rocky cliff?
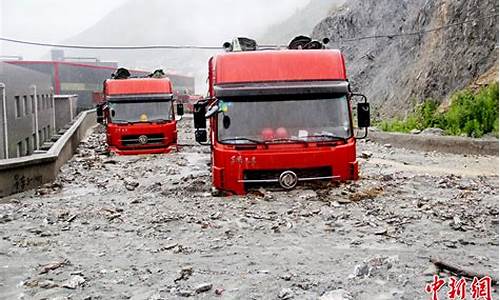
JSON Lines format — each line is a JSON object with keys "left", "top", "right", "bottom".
{"left": 312, "top": 0, "right": 499, "bottom": 117}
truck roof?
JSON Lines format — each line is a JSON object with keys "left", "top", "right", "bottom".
{"left": 105, "top": 78, "right": 173, "bottom": 96}
{"left": 214, "top": 49, "right": 347, "bottom": 85}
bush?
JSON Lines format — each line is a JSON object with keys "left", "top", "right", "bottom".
{"left": 378, "top": 82, "right": 499, "bottom": 138}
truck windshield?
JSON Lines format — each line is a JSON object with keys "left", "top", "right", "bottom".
{"left": 218, "top": 96, "right": 352, "bottom": 144}
{"left": 108, "top": 100, "right": 172, "bottom": 123}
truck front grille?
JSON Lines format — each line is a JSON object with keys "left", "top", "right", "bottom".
{"left": 242, "top": 167, "right": 333, "bottom": 191}
{"left": 121, "top": 134, "right": 165, "bottom": 147}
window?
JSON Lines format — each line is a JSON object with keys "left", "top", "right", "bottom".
{"left": 15, "top": 96, "right": 21, "bottom": 118}
{"left": 22, "top": 96, "right": 28, "bottom": 116}
{"left": 30, "top": 95, "right": 35, "bottom": 113}
{"left": 33, "top": 134, "right": 36, "bottom": 150}
{"left": 38, "top": 130, "right": 42, "bottom": 143}
{"left": 25, "top": 137, "right": 30, "bottom": 155}
{"left": 37, "top": 95, "right": 41, "bottom": 111}
{"left": 47, "top": 125, "right": 51, "bottom": 138}
{"left": 16, "top": 141, "right": 22, "bottom": 157}
{"left": 42, "top": 127, "right": 46, "bottom": 142}
{"left": 49, "top": 95, "right": 53, "bottom": 108}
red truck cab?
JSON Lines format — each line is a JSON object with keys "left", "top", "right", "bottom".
{"left": 97, "top": 70, "right": 184, "bottom": 155}
{"left": 194, "top": 37, "right": 370, "bottom": 195}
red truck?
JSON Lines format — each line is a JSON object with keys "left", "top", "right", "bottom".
{"left": 194, "top": 37, "right": 370, "bottom": 195}
{"left": 97, "top": 69, "right": 184, "bottom": 155}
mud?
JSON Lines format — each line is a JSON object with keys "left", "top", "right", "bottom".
{"left": 0, "top": 120, "right": 498, "bottom": 300}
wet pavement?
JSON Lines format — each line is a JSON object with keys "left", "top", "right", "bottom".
{"left": 0, "top": 121, "right": 498, "bottom": 300}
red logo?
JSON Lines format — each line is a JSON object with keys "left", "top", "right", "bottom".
{"left": 425, "top": 275, "right": 493, "bottom": 300}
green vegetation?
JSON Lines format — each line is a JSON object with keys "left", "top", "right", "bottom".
{"left": 378, "top": 82, "right": 499, "bottom": 138}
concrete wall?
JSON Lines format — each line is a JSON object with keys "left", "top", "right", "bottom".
{"left": 0, "top": 62, "right": 55, "bottom": 159}
{"left": 0, "top": 110, "right": 96, "bottom": 197}
{"left": 369, "top": 131, "right": 499, "bottom": 156}
{"left": 54, "top": 95, "right": 78, "bottom": 131}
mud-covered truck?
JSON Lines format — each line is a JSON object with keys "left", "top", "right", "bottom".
{"left": 96, "top": 69, "right": 184, "bottom": 155}
{"left": 193, "top": 37, "right": 371, "bottom": 195}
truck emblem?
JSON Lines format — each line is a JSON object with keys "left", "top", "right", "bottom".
{"left": 138, "top": 135, "right": 149, "bottom": 145}
{"left": 279, "top": 171, "right": 298, "bottom": 190}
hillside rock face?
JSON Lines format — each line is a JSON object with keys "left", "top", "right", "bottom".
{"left": 313, "top": 0, "right": 499, "bottom": 117}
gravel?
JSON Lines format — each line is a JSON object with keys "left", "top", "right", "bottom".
{"left": 0, "top": 121, "right": 498, "bottom": 299}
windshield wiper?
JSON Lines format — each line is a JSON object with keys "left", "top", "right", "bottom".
{"left": 148, "top": 118, "right": 170, "bottom": 124}
{"left": 265, "top": 138, "right": 308, "bottom": 145}
{"left": 220, "top": 137, "right": 265, "bottom": 145}
{"left": 302, "top": 135, "right": 348, "bottom": 143}
{"left": 112, "top": 120, "right": 131, "bottom": 124}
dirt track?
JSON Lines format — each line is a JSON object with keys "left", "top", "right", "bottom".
{"left": 0, "top": 121, "right": 498, "bottom": 300}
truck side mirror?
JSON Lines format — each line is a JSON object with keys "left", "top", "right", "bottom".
{"left": 195, "top": 130, "right": 208, "bottom": 143}
{"left": 96, "top": 105, "right": 104, "bottom": 124}
{"left": 176, "top": 103, "right": 184, "bottom": 116}
{"left": 357, "top": 102, "right": 371, "bottom": 128}
{"left": 194, "top": 102, "right": 207, "bottom": 129}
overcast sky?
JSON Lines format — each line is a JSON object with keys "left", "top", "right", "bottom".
{"left": 0, "top": 0, "right": 310, "bottom": 60}
{"left": 0, "top": 0, "right": 127, "bottom": 58}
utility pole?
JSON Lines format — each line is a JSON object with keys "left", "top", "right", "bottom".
{"left": 31, "top": 85, "right": 39, "bottom": 150}
{"left": 0, "top": 83, "right": 8, "bottom": 159}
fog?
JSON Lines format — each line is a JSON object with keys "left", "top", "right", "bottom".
{"left": 1, "top": 0, "right": 328, "bottom": 92}
{"left": 0, "top": 0, "right": 127, "bottom": 59}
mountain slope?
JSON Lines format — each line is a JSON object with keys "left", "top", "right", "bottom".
{"left": 312, "top": 0, "right": 499, "bottom": 117}
{"left": 259, "top": 0, "right": 345, "bottom": 45}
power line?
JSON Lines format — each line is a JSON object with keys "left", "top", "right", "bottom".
{"left": 334, "top": 13, "right": 499, "bottom": 43}
{"left": 0, "top": 37, "right": 223, "bottom": 50}
{"left": 0, "top": 13, "right": 497, "bottom": 50}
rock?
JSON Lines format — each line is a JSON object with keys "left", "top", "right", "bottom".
{"left": 195, "top": 283, "right": 213, "bottom": 294}
{"left": 175, "top": 266, "right": 193, "bottom": 282}
{"left": 319, "top": 289, "right": 353, "bottom": 300}
{"left": 281, "top": 273, "right": 293, "bottom": 281}
{"left": 124, "top": 179, "right": 139, "bottom": 191}
{"left": 39, "top": 280, "right": 58, "bottom": 289}
{"left": 215, "top": 288, "right": 225, "bottom": 295}
{"left": 410, "top": 129, "right": 421, "bottom": 134}
{"left": 383, "top": 144, "right": 392, "bottom": 149}
{"left": 177, "top": 290, "right": 192, "bottom": 297}
{"left": 298, "top": 190, "right": 318, "bottom": 201}
{"left": 421, "top": 128, "right": 445, "bottom": 136}
{"left": 278, "top": 288, "right": 294, "bottom": 299}
{"left": 422, "top": 264, "right": 439, "bottom": 275}
{"left": 336, "top": 198, "right": 352, "bottom": 204}
{"left": 62, "top": 275, "right": 85, "bottom": 289}
{"left": 39, "top": 259, "right": 68, "bottom": 274}
{"left": 361, "top": 151, "right": 373, "bottom": 159}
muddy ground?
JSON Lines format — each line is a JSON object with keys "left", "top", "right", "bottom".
{"left": 0, "top": 120, "right": 498, "bottom": 300}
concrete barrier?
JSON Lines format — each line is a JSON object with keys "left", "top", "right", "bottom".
{"left": 368, "top": 131, "right": 499, "bottom": 156}
{"left": 0, "top": 110, "right": 97, "bottom": 197}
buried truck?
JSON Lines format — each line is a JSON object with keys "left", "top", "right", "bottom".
{"left": 96, "top": 68, "right": 184, "bottom": 155}
{"left": 194, "top": 37, "right": 371, "bottom": 195}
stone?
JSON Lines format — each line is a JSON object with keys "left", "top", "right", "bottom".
{"left": 361, "top": 151, "right": 373, "bottom": 159}
{"left": 278, "top": 288, "right": 294, "bottom": 299}
{"left": 319, "top": 289, "right": 353, "bottom": 300}
{"left": 422, "top": 264, "right": 439, "bottom": 276}
{"left": 421, "top": 128, "right": 445, "bottom": 136}
{"left": 62, "top": 275, "right": 85, "bottom": 289}
{"left": 195, "top": 283, "right": 213, "bottom": 294}
{"left": 38, "top": 280, "right": 58, "bottom": 289}
{"left": 384, "top": 144, "right": 392, "bottom": 149}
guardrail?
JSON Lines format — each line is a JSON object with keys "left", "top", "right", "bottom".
{"left": 0, "top": 110, "right": 97, "bottom": 197}
{"left": 368, "top": 131, "right": 499, "bottom": 156}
